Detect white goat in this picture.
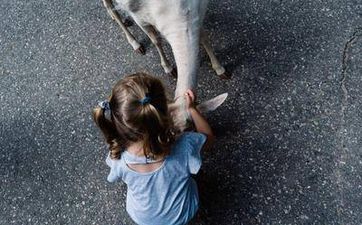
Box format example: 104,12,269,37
102,0,229,129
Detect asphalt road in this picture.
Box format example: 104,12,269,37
1,0,361,224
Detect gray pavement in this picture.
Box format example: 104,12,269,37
1,0,361,224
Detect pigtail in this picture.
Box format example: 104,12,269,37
140,102,174,157
93,107,122,159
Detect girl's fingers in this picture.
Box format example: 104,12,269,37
184,90,195,108
184,92,191,103
185,90,195,102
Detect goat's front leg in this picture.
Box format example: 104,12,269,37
139,25,176,77
102,0,145,54
200,29,230,79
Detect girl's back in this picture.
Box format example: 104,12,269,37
106,132,206,225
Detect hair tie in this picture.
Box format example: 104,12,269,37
139,96,151,105
98,100,111,111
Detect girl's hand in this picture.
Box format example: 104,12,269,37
184,89,196,110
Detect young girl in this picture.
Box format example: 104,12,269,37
93,73,214,225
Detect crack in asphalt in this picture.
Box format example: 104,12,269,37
341,28,362,108
335,27,362,221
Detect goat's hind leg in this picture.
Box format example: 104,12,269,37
200,29,230,79
140,25,176,78
102,0,145,54
123,17,133,27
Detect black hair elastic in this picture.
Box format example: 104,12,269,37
139,96,151,105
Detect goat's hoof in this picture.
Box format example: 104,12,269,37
219,71,231,80
135,45,145,55
168,67,177,79
123,18,133,27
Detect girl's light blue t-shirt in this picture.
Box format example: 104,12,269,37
106,132,207,225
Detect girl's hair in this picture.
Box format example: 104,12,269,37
93,73,175,159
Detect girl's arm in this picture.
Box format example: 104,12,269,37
185,90,215,148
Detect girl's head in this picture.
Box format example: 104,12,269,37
93,73,175,159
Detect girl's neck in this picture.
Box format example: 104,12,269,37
126,141,166,161
127,141,145,156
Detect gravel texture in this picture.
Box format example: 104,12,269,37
1,0,361,224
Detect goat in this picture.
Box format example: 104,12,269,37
101,0,229,130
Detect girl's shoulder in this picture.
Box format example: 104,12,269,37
105,153,125,182
171,131,207,156
174,132,207,147
171,132,207,174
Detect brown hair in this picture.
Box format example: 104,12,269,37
93,73,175,159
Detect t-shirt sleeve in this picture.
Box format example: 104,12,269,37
105,153,123,182
185,132,207,174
